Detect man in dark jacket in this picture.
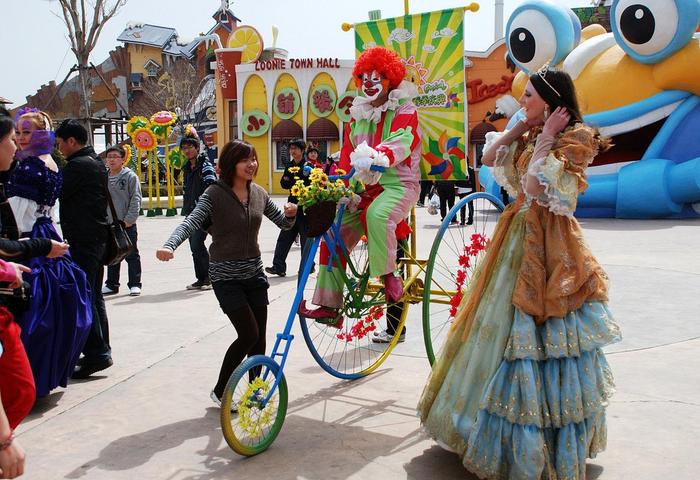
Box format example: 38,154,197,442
56,119,112,378
265,139,312,277
180,134,217,290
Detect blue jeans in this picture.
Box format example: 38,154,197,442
105,225,141,290
189,228,210,283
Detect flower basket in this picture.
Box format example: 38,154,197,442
304,200,338,237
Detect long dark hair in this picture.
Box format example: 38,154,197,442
529,69,583,127
0,107,14,140
218,139,258,187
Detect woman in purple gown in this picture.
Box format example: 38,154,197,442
7,108,92,397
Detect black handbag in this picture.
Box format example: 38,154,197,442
0,184,30,314
102,175,134,266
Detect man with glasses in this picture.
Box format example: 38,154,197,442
102,145,143,296
180,131,217,290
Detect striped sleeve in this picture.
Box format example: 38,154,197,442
264,197,295,231
164,193,213,250
202,160,217,188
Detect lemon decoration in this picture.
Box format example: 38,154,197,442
227,25,264,63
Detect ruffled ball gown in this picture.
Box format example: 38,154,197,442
417,124,621,479
7,155,92,397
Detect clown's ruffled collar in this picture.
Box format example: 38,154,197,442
350,81,418,123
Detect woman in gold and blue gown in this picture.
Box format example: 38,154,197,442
417,68,621,479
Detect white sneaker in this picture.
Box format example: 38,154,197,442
129,286,141,296
210,390,238,412
371,329,406,343
102,286,118,295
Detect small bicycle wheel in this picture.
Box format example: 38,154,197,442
423,193,504,364
300,238,410,379
220,355,288,456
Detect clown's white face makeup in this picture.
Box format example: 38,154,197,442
361,70,385,100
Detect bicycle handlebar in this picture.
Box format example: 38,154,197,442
329,165,386,181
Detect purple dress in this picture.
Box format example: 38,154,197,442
6,156,92,396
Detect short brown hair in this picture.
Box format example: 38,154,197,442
218,139,258,186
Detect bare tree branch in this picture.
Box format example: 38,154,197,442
51,0,128,139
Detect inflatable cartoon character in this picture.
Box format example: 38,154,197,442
299,47,421,326
481,0,700,218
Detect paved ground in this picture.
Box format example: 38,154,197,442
15,198,700,479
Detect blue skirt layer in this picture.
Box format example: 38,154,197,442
460,302,620,480
17,217,92,397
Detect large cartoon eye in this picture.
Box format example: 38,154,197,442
612,0,700,64
506,0,581,74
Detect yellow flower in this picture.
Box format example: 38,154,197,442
319,173,329,184
335,168,347,176
335,179,345,188
291,185,301,196
289,166,300,174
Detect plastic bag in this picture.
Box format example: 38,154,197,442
427,193,440,215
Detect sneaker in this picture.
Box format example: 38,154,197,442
186,280,212,290
210,390,238,412
265,266,286,277
102,285,118,295
129,286,141,296
372,329,406,343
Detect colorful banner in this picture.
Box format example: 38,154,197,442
354,8,467,180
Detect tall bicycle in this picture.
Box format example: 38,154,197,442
220,169,504,455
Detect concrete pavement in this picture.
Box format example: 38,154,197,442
15,200,700,479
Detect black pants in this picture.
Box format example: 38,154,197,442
212,277,269,398
418,180,432,204
71,242,111,363
386,243,406,335
439,190,456,221
105,224,141,289
457,192,475,224
189,228,209,283
271,213,309,275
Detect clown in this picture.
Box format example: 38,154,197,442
299,47,421,341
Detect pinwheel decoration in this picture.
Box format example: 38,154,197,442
422,131,465,179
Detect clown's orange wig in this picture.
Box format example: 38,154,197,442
353,47,406,90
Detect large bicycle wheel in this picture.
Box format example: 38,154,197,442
422,193,504,364
221,355,288,456
300,237,410,379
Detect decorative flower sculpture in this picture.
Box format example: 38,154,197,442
122,144,133,166
150,111,177,137
126,116,150,136
132,127,158,151
167,148,187,169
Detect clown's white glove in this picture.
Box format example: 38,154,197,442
350,141,389,186
352,156,372,172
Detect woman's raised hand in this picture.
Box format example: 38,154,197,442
156,248,174,262
543,107,571,136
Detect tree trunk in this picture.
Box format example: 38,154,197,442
77,59,93,144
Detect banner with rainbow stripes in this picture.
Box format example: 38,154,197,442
354,8,467,180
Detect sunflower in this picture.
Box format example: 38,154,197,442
288,166,300,174
335,168,347,176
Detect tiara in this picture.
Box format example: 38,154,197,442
536,63,561,98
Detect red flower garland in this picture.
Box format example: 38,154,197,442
449,234,489,317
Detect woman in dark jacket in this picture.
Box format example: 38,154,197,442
156,140,297,407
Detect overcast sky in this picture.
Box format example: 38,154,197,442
3,0,589,106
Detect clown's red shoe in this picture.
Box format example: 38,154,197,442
298,300,344,328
